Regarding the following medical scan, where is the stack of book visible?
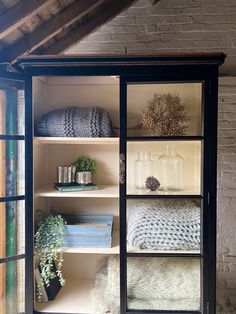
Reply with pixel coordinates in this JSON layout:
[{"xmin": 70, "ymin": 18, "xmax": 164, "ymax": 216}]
[{"xmin": 54, "ymin": 182, "xmax": 98, "ymax": 192}]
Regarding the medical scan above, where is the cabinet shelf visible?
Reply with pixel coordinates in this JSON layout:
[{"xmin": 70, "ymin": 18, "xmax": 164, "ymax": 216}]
[
  {"xmin": 127, "ymin": 245, "xmax": 200, "ymax": 256},
  {"xmin": 34, "ymin": 185, "xmax": 119, "ymax": 198},
  {"xmin": 63, "ymin": 231, "xmax": 119, "ymax": 254},
  {"xmin": 34, "ymin": 137, "xmax": 119, "ymax": 145},
  {"xmin": 62, "ymin": 233, "xmax": 200, "ymax": 256},
  {"xmin": 35, "ymin": 277, "xmax": 93, "ymax": 313},
  {"xmin": 127, "ymin": 136, "xmax": 204, "ymax": 141},
  {"xmin": 127, "ymin": 185, "xmax": 201, "ymax": 197}
]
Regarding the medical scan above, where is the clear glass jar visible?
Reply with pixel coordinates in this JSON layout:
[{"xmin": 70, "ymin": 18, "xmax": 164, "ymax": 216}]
[
  {"xmin": 158, "ymin": 145, "xmax": 184, "ymax": 191},
  {"xmin": 134, "ymin": 152, "xmax": 154, "ymax": 189}
]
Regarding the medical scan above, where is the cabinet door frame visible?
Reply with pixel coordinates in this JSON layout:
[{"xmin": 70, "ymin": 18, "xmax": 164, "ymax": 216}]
[
  {"xmin": 119, "ymin": 67, "xmax": 218, "ymax": 314},
  {"xmin": 24, "ymin": 67, "xmax": 122, "ymax": 314},
  {"xmin": 24, "ymin": 73, "xmax": 34, "ymax": 314},
  {"xmin": 0, "ymin": 70, "xmax": 27, "ymax": 314}
]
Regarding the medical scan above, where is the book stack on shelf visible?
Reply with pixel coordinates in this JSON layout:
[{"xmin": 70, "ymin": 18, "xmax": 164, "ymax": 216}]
[
  {"xmin": 63, "ymin": 214, "xmax": 113, "ymax": 248},
  {"xmin": 54, "ymin": 182, "xmax": 98, "ymax": 192}
]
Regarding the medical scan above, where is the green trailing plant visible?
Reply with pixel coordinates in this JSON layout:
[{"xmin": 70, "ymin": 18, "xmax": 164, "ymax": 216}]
[
  {"xmin": 73, "ymin": 155, "xmax": 96, "ymax": 173},
  {"xmin": 34, "ymin": 213, "xmax": 66, "ymax": 302}
]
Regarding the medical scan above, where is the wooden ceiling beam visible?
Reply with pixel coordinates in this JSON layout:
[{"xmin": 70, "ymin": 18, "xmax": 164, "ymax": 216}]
[
  {"xmin": 37, "ymin": 0, "xmax": 137, "ymax": 55},
  {"xmin": 1, "ymin": 0, "xmax": 106, "ymax": 63},
  {"xmin": 152, "ymin": 0, "xmax": 161, "ymax": 4},
  {"xmin": 0, "ymin": 0, "xmax": 54, "ymax": 39}
]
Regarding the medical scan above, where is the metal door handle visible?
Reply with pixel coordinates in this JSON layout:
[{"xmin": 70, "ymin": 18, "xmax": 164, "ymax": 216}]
[{"xmin": 119, "ymin": 153, "xmax": 125, "ymax": 184}]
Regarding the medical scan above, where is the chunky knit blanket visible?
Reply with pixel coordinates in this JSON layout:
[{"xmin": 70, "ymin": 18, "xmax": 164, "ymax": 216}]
[
  {"xmin": 90, "ymin": 256, "xmax": 200, "ymax": 313},
  {"xmin": 127, "ymin": 200, "xmax": 200, "ymax": 250},
  {"xmin": 36, "ymin": 106, "xmax": 113, "ymax": 137}
]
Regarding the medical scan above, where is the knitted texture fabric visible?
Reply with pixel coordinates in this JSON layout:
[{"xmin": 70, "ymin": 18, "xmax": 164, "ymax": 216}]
[
  {"xmin": 36, "ymin": 106, "xmax": 113, "ymax": 137},
  {"xmin": 90, "ymin": 256, "xmax": 200, "ymax": 313},
  {"xmin": 127, "ymin": 200, "xmax": 200, "ymax": 250}
]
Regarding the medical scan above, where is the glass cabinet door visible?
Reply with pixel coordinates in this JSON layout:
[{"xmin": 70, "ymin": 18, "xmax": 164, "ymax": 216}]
[
  {"xmin": 120, "ymin": 77, "xmax": 205, "ymax": 313},
  {"xmin": 127, "ymin": 140, "xmax": 202, "ymax": 196},
  {"xmin": 0, "ymin": 73, "xmax": 26, "ymax": 314},
  {"xmin": 127, "ymin": 82, "xmax": 203, "ymax": 137},
  {"xmin": 126, "ymin": 257, "xmax": 201, "ymax": 311},
  {"xmin": 126, "ymin": 81, "xmax": 204, "ymax": 197}
]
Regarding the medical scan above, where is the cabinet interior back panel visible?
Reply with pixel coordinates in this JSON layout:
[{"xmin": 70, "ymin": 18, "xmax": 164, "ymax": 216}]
[
  {"xmin": 32, "ymin": 77, "xmax": 48, "ymax": 126},
  {"xmin": 33, "ymin": 143, "xmax": 49, "ymax": 189},
  {"xmin": 33, "ymin": 76, "xmax": 120, "ymax": 130},
  {"xmin": 32, "ymin": 76, "xmax": 120, "ymax": 280},
  {"xmin": 32, "ymin": 76, "xmax": 120, "ymax": 188},
  {"xmin": 127, "ymin": 83, "xmax": 202, "ymax": 136},
  {"xmin": 33, "ymin": 144, "xmax": 119, "ymax": 186},
  {"xmin": 127, "ymin": 141, "xmax": 201, "ymax": 194},
  {"xmin": 62, "ymin": 254, "xmax": 111, "ymax": 278},
  {"xmin": 47, "ymin": 198, "xmax": 119, "ymax": 230}
]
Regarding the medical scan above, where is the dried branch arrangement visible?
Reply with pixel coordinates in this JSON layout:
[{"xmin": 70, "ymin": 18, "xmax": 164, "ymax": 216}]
[{"xmin": 141, "ymin": 93, "xmax": 190, "ymax": 136}]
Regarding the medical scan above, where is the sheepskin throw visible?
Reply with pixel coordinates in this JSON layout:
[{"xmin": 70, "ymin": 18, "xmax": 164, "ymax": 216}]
[
  {"xmin": 127, "ymin": 200, "xmax": 200, "ymax": 250},
  {"xmin": 36, "ymin": 106, "xmax": 113, "ymax": 137},
  {"xmin": 90, "ymin": 256, "xmax": 200, "ymax": 313}
]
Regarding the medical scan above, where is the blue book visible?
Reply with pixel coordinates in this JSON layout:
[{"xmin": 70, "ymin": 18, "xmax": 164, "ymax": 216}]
[
  {"xmin": 63, "ymin": 235, "xmax": 112, "ymax": 248},
  {"xmin": 54, "ymin": 183, "xmax": 98, "ymax": 192}
]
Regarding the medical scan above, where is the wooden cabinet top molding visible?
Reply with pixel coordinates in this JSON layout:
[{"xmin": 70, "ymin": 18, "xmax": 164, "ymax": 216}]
[{"xmin": 15, "ymin": 52, "xmax": 226, "ymax": 70}]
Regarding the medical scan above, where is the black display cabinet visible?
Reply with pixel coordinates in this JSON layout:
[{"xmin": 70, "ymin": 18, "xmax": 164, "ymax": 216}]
[{"xmin": 0, "ymin": 53, "xmax": 225, "ymax": 314}]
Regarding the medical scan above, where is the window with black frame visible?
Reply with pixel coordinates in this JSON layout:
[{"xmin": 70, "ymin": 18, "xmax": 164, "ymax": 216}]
[{"xmin": 0, "ymin": 76, "xmax": 25, "ymax": 314}]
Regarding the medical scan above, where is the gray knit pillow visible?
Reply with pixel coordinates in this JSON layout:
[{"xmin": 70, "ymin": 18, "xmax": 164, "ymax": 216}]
[{"xmin": 36, "ymin": 106, "xmax": 113, "ymax": 137}]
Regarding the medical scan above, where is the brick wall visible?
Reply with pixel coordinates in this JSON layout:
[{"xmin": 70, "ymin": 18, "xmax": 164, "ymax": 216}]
[
  {"xmin": 65, "ymin": 0, "xmax": 236, "ymax": 75},
  {"xmin": 217, "ymin": 77, "xmax": 236, "ymax": 313},
  {"xmin": 64, "ymin": 0, "xmax": 236, "ymax": 312}
]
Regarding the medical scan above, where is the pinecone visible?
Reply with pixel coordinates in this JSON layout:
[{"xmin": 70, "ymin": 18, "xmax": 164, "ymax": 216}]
[{"xmin": 145, "ymin": 176, "xmax": 160, "ymax": 191}]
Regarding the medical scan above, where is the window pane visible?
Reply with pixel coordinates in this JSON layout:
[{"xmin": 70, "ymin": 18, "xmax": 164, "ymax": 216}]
[
  {"xmin": 0, "ymin": 200, "xmax": 25, "ymax": 258},
  {"xmin": 127, "ymin": 82, "xmax": 202, "ymax": 137},
  {"xmin": 127, "ymin": 141, "xmax": 201, "ymax": 195},
  {"xmin": 0, "ymin": 140, "xmax": 25, "ymax": 197},
  {"xmin": 0, "ymin": 79, "xmax": 25, "ymax": 136},
  {"xmin": 0, "ymin": 259, "xmax": 25, "ymax": 314},
  {"xmin": 127, "ymin": 199, "xmax": 201, "ymax": 254},
  {"xmin": 127, "ymin": 257, "xmax": 201, "ymax": 311}
]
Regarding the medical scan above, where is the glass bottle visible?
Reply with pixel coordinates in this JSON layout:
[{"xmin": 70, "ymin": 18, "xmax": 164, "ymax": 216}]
[
  {"xmin": 134, "ymin": 152, "xmax": 154, "ymax": 189},
  {"xmin": 157, "ymin": 145, "xmax": 184, "ymax": 191}
]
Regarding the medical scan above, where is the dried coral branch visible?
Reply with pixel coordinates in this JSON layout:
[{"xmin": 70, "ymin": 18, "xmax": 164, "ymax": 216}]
[{"xmin": 141, "ymin": 93, "xmax": 190, "ymax": 136}]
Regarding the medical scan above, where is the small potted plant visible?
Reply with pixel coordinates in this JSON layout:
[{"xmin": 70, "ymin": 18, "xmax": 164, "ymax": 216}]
[
  {"xmin": 73, "ymin": 155, "xmax": 96, "ymax": 184},
  {"xmin": 34, "ymin": 213, "xmax": 66, "ymax": 302}
]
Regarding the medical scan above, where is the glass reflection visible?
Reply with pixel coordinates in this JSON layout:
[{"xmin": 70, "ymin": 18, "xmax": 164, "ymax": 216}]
[
  {"xmin": 127, "ymin": 83, "xmax": 202, "ymax": 137},
  {"xmin": 0, "ymin": 201, "xmax": 25, "ymax": 259},
  {"xmin": 127, "ymin": 257, "xmax": 201, "ymax": 311},
  {"xmin": 0, "ymin": 259, "xmax": 25, "ymax": 314}
]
